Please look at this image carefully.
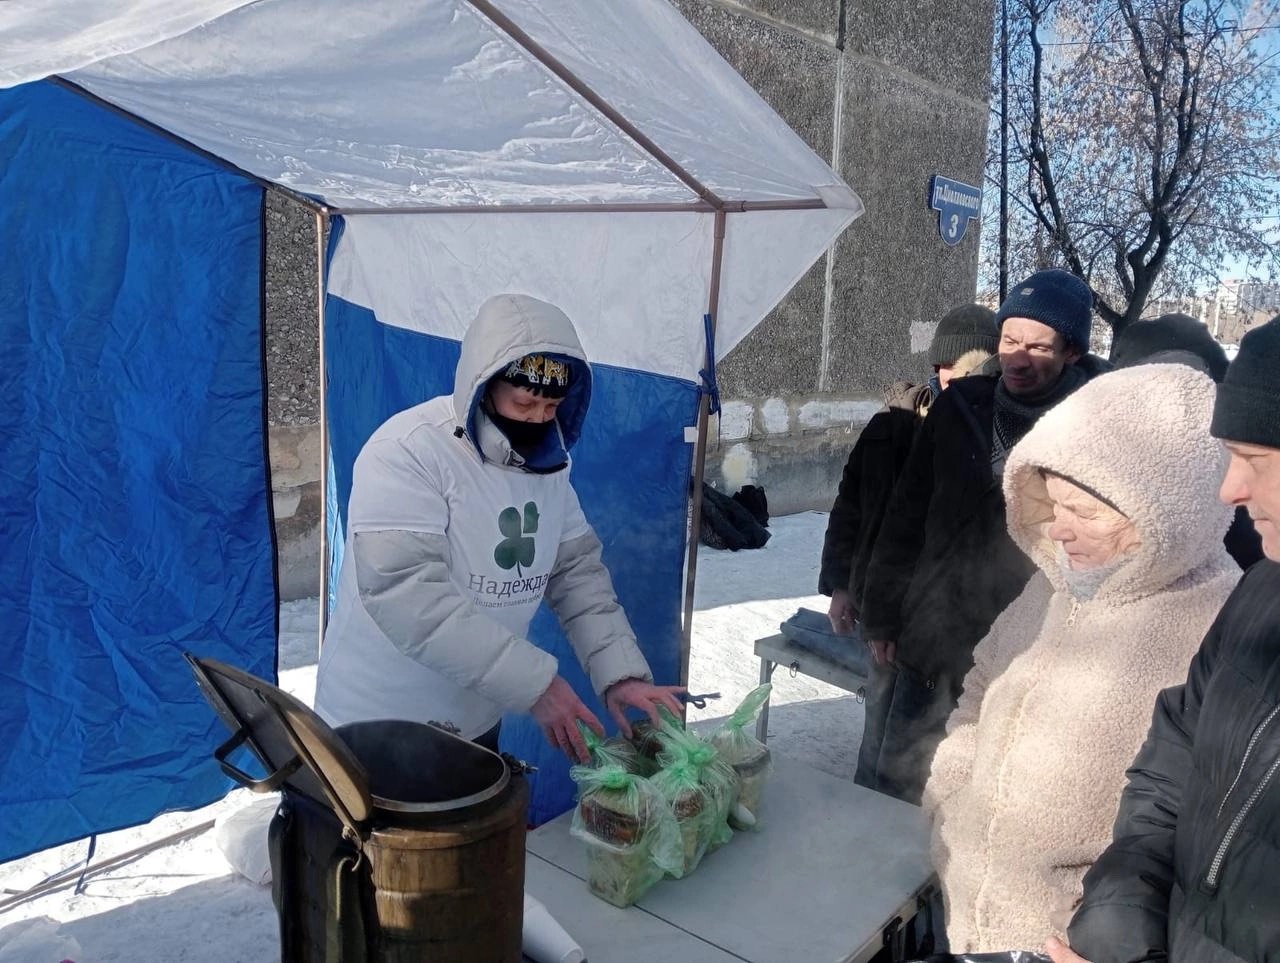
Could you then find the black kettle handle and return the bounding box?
[214,727,302,793]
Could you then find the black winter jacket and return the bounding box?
[1069,560,1280,963]
[818,381,932,611]
[859,374,1036,688]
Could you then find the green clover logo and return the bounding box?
[494,502,540,574]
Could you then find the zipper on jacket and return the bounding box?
[1202,705,1280,892]
[1064,600,1080,628]
[1215,704,1280,819]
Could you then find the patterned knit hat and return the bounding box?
[494,353,573,398]
[928,303,998,366]
[995,269,1094,351]
[1211,314,1280,449]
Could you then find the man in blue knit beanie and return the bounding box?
[857,268,1107,803]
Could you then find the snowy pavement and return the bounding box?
[0,511,864,962]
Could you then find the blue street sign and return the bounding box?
[929,175,982,246]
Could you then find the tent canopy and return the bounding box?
[51,0,861,372]
[1,0,861,849]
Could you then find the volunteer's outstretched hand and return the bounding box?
[530,675,604,763]
[604,678,687,738]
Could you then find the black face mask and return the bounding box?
[487,408,554,452]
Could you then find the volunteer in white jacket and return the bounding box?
[314,294,684,762]
[923,364,1239,953]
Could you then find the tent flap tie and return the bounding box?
[699,313,721,417]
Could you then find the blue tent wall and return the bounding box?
[324,292,692,824]
[0,81,277,861]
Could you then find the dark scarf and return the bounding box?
[486,407,553,450]
[926,373,943,402]
[991,364,1088,475]
[482,398,567,473]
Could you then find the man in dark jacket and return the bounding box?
[1051,314,1280,963]
[858,269,1103,803]
[820,303,998,627]
[819,303,996,788]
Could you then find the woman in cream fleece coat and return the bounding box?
[923,364,1240,953]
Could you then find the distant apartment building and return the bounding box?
[1209,279,1280,342]
[1143,277,1280,345]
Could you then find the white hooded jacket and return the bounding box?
[314,294,652,737]
[924,364,1239,952]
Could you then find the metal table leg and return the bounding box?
[756,657,777,744]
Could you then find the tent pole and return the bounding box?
[679,209,728,691]
[0,820,215,913]
[328,199,828,216]
[334,201,717,216]
[317,210,331,646]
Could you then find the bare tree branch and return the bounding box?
[984,0,1280,341]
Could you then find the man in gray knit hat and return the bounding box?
[858,269,1108,803]
[1054,313,1280,963]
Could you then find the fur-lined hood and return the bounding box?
[950,348,995,383]
[1003,364,1233,600]
[883,349,994,413]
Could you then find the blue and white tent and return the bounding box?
[0,0,861,858]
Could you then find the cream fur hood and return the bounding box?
[925,364,1239,953]
[1004,363,1232,601]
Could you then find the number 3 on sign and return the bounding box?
[928,175,981,246]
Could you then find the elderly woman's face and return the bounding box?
[1044,475,1141,570]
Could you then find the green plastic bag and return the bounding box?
[649,751,720,878]
[578,721,644,773]
[650,716,739,873]
[569,763,682,907]
[626,704,686,773]
[709,684,773,825]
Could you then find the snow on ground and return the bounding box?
[0,511,862,962]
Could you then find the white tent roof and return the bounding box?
[4,0,862,378]
[0,0,257,88]
[30,0,858,214]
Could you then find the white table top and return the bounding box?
[524,853,742,961]
[526,755,934,963]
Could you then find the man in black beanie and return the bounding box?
[1056,314,1280,963]
[1111,313,1263,569]
[819,303,997,788]
[858,269,1107,803]
[1111,312,1231,382]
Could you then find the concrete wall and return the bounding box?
[261,0,996,597]
[682,0,995,513]
[263,193,323,602]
